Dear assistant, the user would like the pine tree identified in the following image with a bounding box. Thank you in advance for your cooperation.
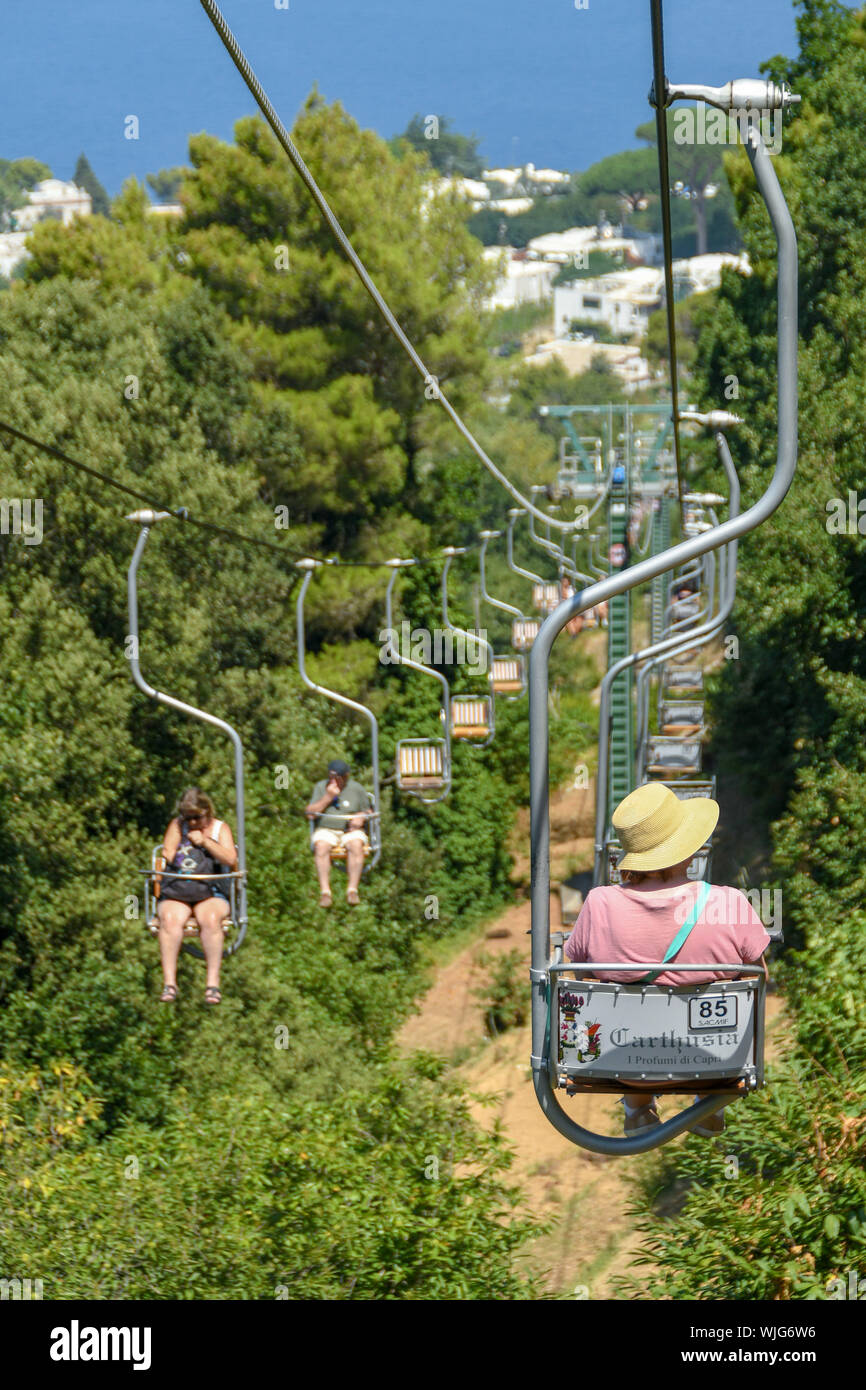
[72,151,110,216]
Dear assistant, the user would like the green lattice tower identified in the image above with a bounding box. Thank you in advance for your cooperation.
[651,496,671,643]
[607,469,633,819]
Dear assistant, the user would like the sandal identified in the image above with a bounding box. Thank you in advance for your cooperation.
[204,986,222,1005]
[319,892,332,908]
[160,984,178,1003]
[346,889,360,906]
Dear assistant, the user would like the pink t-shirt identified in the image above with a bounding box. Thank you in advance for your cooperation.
[564,877,769,987]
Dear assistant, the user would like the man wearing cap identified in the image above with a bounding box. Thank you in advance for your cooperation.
[305,759,372,907]
[564,782,770,1138]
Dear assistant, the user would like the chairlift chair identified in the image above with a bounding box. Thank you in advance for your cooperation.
[662,666,704,694]
[478,531,528,700]
[125,510,248,960]
[296,559,382,867]
[442,547,495,746]
[550,943,764,1099]
[659,699,705,736]
[384,559,452,803]
[143,846,245,947]
[646,734,702,777]
[512,618,540,651]
[533,582,561,614]
[492,655,526,696]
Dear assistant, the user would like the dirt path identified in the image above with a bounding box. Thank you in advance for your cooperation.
[398,779,790,1299]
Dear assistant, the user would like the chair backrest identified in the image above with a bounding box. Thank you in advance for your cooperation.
[554,973,761,1085]
[663,667,704,692]
[399,742,444,779]
[452,697,490,730]
[658,778,717,802]
[493,656,520,683]
[660,700,705,729]
[532,583,560,612]
[647,735,702,772]
[512,619,539,650]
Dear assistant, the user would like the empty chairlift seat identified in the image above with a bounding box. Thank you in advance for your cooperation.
[533,583,561,614]
[452,696,492,741]
[663,666,704,695]
[659,700,705,735]
[646,735,702,776]
[397,739,446,791]
[492,654,525,695]
[512,619,539,651]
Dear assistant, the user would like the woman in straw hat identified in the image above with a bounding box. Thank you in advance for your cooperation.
[564,782,770,1137]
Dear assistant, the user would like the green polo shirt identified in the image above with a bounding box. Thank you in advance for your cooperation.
[311,778,372,831]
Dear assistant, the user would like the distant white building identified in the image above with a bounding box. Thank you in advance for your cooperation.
[527,224,663,267]
[487,197,534,216]
[427,176,490,210]
[9,179,92,231]
[483,247,556,311]
[0,232,29,280]
[552,252,747,340]
[484,167,524,189]
[555,267,663,338]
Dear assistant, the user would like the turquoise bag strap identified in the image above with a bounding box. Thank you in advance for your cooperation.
[635,880,712,985]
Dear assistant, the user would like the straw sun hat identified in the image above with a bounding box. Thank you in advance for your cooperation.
[612,782,719,872]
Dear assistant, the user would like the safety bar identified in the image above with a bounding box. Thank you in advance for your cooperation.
[529,124,796,1154]
[126,512,247,954]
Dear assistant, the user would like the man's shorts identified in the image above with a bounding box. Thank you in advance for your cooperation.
[311,828,369,850]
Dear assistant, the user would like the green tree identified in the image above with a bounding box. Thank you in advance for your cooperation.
[72,152,110,217]
[0,156,51,225]
[391,114,484,179]
[146,166,189,204]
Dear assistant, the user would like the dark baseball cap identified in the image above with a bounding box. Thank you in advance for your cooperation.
[327,759,350,777]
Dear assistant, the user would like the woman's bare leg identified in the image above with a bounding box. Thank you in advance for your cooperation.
[194,898,227,991]
[158,901,189,988]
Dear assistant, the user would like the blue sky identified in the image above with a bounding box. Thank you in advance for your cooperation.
[4,0,806,194]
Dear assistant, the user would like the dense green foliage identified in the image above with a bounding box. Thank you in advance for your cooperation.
[0,157,51,226]
[624,0,866,1300]
[0,99,608,1298]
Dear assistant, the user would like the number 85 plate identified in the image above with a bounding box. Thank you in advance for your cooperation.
[688,994,738,1030]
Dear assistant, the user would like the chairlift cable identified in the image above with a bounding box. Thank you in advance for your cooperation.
[649,0,686,509]
[198,0,583,535]
[0,417,479,569]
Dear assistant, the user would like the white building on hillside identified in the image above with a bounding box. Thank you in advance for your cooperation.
[527,224,663,266]
[10,179,92,231]
[552,252,747,340]
[0,232,29,279]
[554,267,663,338]
[483,247,557,310]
